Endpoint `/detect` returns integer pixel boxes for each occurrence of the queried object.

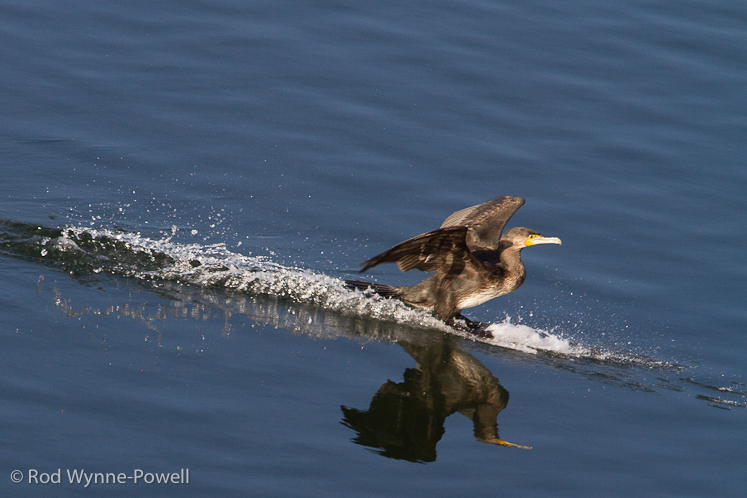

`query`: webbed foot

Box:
[449,313,493,338]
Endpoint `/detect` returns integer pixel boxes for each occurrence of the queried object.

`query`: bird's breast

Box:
[456,288,501,309]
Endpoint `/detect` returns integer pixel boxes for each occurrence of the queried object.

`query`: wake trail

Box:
[30,225,671,365]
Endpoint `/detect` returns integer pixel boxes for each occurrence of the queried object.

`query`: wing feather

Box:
[441,195,525,250]
[360,195,525,274]
[360,226,469,273]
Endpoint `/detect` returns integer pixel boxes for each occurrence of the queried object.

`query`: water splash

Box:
[24,224,671,365]
[59,225,451,331]
[481,321,577,355]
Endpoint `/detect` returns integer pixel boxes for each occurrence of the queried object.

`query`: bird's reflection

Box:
[342,334,530,463]
[44,278,531,461]
[2,212,531,462]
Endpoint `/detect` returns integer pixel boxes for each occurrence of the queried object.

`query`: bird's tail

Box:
[344,279,403,299]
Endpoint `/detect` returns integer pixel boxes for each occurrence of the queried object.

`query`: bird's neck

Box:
[498,246,526,282]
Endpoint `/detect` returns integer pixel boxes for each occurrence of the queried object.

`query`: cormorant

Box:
[346,196,561,329]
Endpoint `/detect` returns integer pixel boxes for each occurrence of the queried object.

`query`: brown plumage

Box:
[346,196,561,327]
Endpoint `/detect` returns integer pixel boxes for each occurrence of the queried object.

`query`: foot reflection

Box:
[342,335,530,463]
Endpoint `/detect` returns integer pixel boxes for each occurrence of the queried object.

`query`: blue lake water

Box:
[1,0,746,496]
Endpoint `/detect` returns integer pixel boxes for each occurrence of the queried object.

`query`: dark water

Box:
[2,0,746,496]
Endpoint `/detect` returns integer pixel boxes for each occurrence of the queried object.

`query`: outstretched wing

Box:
[360,226,470,273]
[440,195,525,251]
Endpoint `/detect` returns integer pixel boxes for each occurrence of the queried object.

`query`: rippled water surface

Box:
[1,1,746,496]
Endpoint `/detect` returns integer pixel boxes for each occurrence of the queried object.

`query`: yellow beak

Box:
[526,236,562,246]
